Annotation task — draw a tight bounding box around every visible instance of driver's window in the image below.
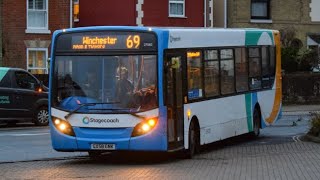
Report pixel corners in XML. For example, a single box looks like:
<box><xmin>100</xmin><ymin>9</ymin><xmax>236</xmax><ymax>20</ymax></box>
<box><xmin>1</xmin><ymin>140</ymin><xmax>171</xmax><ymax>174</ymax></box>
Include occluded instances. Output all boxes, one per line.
<box><xmin>15</xmin><ymin>71</ymin><xmax>37</xmax><ymax>90</ymax></box>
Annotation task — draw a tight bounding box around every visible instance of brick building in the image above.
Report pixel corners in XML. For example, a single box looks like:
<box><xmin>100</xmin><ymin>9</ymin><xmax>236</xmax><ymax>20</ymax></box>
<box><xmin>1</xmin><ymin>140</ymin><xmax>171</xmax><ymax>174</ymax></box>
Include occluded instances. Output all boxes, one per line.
<box><xmin>1</xmin><ymin>0</ymin><xmax>72</xmax><ymax>74</ymax></box>
<box><xmin>74</xmin><ymin>0</ymin><xmax>215</xmax><ymax>27</ymax></box>
<box><xmin>227</xmin><ymin>0</ymin><xmax>320</xmax><ymax>56</ymax></box>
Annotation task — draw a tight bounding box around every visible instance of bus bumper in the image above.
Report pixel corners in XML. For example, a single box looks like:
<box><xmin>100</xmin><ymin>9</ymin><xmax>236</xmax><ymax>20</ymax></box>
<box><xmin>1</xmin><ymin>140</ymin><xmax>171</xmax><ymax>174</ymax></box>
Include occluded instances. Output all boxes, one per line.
<box><xmin>50</xmin><ymin>116</ymin><xmax>168</xmax><ymax>152</ymax></box>
<box><xmin>129</xmin><ymin>129</ymin><xmax>167</xmax><ymax>151</ymax></box>
<box><xmin>74</xmin><ymin>127</ymin><xmax>131</xmax><ymax>150</ymax></box>
<box><xmin>72</xmin><ymin>126</ymin><xmax>167</xmax><ymax>151</ymax></box>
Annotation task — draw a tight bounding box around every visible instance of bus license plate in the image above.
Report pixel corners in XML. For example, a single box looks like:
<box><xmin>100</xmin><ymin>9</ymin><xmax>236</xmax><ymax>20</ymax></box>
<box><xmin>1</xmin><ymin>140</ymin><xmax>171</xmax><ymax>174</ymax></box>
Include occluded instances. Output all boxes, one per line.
<box><xmin>91</xmin><ymin>143</ymin><xmax>115</xmax><ymax>150</ymax></box>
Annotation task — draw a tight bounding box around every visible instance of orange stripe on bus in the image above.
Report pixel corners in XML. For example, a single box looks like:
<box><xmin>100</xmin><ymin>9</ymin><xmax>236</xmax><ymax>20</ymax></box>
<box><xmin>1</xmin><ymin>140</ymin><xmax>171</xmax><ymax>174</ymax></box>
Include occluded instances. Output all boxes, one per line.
<box><xmin>266</xmin><ymin>31</ymin><xmax>282</xmax><ymax>124</ymax></box>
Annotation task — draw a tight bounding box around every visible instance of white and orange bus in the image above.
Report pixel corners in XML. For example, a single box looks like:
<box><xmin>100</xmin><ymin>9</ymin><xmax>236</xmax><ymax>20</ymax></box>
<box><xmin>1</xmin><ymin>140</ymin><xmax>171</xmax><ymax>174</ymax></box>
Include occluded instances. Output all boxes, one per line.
<box><xmin>49</xmin><ymin>26</ymin><xmax>282</xmax><ymax>158</ymax></box>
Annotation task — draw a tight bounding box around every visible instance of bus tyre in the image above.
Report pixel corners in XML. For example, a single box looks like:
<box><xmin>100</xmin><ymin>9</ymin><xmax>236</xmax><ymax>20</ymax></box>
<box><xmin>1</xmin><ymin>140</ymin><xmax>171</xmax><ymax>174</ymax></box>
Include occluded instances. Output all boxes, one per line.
<box><xmin>187</xmin><ymin>121</ymin><xmax>200</xmax><ymax>159</ymax></box>
<box><xmin>252</xmin><ymin>108</ymin><xmax>261</xmax><ymax>137</ymax></box>
<box><xmin>35</xmin><ymin>106</ymin><xmax>49</xmax><ymax>126</ymax></box>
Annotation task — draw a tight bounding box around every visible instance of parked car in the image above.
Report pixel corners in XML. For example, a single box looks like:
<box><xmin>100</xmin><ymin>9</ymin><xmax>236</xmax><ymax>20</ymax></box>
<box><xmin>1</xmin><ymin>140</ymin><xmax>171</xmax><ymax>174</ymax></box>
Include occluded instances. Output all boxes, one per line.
<box><xmin>0</xmin><ymin>67</ymin><xmax>48</xmax><ymax>126</ymax></box>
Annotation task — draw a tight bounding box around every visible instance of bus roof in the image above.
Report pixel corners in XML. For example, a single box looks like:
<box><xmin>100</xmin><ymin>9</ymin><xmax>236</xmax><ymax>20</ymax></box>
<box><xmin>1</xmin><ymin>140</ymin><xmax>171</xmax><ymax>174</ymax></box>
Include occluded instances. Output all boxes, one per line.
<box><xmin>56</xmin><ymin>26</ymin><xmax>277</xmax><ymax>34</ymax></box>
<box><xmin>54</xmin><ymin>26</ymin><xmax>277</xmax><ymax>48</ymax></box>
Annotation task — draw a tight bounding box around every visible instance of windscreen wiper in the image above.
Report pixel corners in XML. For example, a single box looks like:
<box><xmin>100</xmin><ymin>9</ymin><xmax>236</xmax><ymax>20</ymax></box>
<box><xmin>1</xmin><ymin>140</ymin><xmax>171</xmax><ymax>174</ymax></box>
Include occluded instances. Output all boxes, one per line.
<box><xmin>64</xmin><ymin>102</ymin><xmax>120</xmax><ymax>119</ymax></box>
<box><xmin>88</xmin><ymin>106</ymin><xmax>144</xmax><ymax>119</ymax></box>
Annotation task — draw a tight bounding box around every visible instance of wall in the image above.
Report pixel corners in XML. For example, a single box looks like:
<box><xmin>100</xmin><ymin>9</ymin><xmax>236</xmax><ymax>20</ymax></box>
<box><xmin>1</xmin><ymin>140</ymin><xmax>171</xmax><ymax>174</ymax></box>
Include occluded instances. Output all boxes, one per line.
<box><xmin>74</xmin><ymin>0</ymin><xmax>136</xmax><ymax>27</ymax></box>
<box><xmin>227</xmin><ymin>0</ymin><xmax>320</xmax><ymax>47</ymax></box>
<box><xmin>283</xmin><ymin>73</ymin><xmax>320</xmax><ymax>104</ymax></box>
<box><xmin>2</xmin><ymin>0</ymin><xmax>70</xmax><ymax>69</ymax></box>
<box><xmin>75</xmin><ymin>0</ymin><xmax>204</xmax><ymax>27</ymax></box>
<box><xmin>142</xmin><ymin>0</ymin><xmax>203</xmax><ymax>27</ymax></box>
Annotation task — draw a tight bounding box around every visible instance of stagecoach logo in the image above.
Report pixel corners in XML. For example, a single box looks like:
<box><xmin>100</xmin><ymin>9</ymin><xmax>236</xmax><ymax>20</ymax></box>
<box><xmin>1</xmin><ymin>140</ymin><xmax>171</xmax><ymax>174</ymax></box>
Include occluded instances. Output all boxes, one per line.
<box><xmin>82</xmin><ymin>116</ymin><xmax>120</xmax><ymax>124</ymax></box>
<box><xmin>169</xmin><ymin>35</ymin><xmax>181</xmax><ymax>43</ymax></box>
<box><xmin>82</xmin><ymin>117</ymin><xmax>90</xmax><ymax>124</ymax></box>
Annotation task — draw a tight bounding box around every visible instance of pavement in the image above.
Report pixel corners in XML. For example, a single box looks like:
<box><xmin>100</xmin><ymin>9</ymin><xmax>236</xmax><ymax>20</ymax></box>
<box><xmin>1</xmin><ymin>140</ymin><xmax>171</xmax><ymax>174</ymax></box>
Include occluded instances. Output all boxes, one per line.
<box><xmin>0</xmin><ymin>142</ymin><xmax>319</xmax><ymax>180</ymax></box>
<box><xmin>282</xmin><ymin>104</ymin><xmax>320</xmax><ymax>115</ymax></box>
<box><xmin>282</xmin><ymin>104</ymin><xmax>320</xmax><ymax>144</ymax></box>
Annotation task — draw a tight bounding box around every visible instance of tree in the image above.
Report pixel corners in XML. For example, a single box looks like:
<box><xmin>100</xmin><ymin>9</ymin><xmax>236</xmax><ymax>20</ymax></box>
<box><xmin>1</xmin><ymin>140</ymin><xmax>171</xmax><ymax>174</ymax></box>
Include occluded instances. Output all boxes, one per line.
<box><xmin>280</xmin><ymin>27</ymin><xmax>317</xmax><ymax>72</ymax></box>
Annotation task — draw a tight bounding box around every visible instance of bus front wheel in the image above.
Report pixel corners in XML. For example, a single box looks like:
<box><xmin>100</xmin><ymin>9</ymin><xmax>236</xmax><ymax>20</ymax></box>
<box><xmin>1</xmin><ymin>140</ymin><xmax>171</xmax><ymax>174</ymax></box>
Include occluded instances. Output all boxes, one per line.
<box><xmin>252</xmin><ymin>108</ymin><xmax>261</xmax><ymax>137</ymax></box>
<box><xmin>187</xmin><ymin>120</ymin><xmax>200</xmax><ymax>158</ymax></box>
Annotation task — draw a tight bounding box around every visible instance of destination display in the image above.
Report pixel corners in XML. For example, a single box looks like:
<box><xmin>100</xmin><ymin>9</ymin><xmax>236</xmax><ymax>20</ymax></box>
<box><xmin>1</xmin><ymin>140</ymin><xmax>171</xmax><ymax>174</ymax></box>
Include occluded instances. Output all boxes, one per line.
<box><xmin>56</xmin><ymin>31</ymin><xmax>157</xmax><ymax>52</ymax></box>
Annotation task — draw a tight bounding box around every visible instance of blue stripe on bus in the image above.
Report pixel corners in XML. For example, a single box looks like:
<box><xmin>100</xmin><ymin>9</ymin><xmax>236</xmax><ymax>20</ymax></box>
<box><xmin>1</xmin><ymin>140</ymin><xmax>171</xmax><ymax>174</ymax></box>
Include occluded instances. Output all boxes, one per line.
<box><xmin>156</xmin><ymin>30</ymin><xmax>169</xmax><ymax>107</ymax></box>
<box><xmin>251</xmin><ymin>92</ymin><xmax>258</xmax><ymax>110</ymax></box>
<box><xmin>275</xmin><ymin>103</ymin><xmax>282</xmax><ymax>123</ymax></box>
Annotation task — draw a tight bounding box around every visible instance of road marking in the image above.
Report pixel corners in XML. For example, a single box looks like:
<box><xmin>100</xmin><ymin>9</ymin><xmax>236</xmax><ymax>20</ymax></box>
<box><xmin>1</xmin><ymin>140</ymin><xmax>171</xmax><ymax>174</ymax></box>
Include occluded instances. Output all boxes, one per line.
<box><xmin>292</xmin><ymin>135</ymin><xmax>301</xmax><ymax>142</ymax></box>
<box><xmin>0</xmin><ymin>127</ymin><xmax>49</xmax><ymax>131</ymax></box>
<box><xmin>0</xmin><ymin>133</ymin><xmax>49</xmax><ymax>137</ymax></box>
<box><xmin>293</xmin><ymin>135</ymin><xmax>297</xmax><ymax>142</ymax></box>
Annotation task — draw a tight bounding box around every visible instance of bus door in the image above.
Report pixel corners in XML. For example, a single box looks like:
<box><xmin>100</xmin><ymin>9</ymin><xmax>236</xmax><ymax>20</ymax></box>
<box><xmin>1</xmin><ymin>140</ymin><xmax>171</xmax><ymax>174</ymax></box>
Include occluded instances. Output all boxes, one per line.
<box><xmin>164</xmin><ymin>51</ymin><xmax>186</xmax><ymax>151</ymax></box>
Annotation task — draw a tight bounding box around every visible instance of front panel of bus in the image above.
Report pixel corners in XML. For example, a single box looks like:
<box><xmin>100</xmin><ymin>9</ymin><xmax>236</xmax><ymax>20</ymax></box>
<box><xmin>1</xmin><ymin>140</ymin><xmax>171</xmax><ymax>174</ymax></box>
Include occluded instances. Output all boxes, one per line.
<box><xmin>49</xmin><ymin>29</ymin><xmax>167</xmax><ymax>152</ymax></box>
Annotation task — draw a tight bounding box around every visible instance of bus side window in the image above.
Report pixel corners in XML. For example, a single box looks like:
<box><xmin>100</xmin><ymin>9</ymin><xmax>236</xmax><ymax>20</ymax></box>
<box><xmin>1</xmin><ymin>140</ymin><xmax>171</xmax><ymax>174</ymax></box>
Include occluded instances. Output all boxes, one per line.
<box><xmin>248</xmin><ymin>47</ymin><xmax>262</xmax><ymax>90</ymax></box>
<box><xmin>204</xmin><ymin>49</ymin><xmax>220</xmax><ymax>97</ymax></box>
<box><xmin>187</xmin><ymin>51</ymin><xmax>203</xmax><ymax>100</ymax></box>
<box><xmin>261</xmin><ymin>46</ymin><xmax>271</xmax><ymax>89</ymax></box>
<box><xmin>269</xmin><ymin>46</ymin><xmax>276</xmax><ymax>87</ymax></box>
<box><xmin>235</xmin><ymin>48</ymin><xmax>249</xmax><ymax>92</ymax></box>
<box><xmin>220</xmin><ymin>49</ymin><xmax>235</xmax><ymax>95</ymax></box>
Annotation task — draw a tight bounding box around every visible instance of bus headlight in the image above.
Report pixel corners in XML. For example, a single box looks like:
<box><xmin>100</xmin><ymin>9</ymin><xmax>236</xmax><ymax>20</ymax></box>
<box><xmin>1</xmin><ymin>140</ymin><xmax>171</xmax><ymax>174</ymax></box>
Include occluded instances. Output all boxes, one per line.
<box><xmin>131</xmin><ymin>118</ymin><xmax>158</xmax><ymax>137</ymax></box>
<box><xmin>52</xmin><ymin>117</ymin><xmax>75</xmax><ymax>137</ymax></box>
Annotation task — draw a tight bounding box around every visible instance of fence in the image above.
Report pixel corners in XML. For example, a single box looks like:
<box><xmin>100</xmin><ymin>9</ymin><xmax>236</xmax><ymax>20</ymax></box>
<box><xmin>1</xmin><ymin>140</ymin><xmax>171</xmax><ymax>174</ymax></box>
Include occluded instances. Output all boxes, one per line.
<box><xmin>282</xmin><ymin>73</ymin><xmax>320</xmax><ymax>104</ymax></box>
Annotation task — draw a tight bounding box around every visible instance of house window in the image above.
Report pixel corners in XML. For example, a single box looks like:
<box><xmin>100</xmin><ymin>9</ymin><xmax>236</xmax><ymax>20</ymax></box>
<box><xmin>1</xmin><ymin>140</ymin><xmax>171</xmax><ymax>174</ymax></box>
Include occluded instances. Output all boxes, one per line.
<box><xmin>251</xmin><ymin>0</ymin><xmax>270</xmax><ymax>19</ymax></box>
<box><xmin>27</xmin><ymin>48</ymin><xmax>48</xmax><ymax>74</ymax></box>
<box><xmin>169</xmin><ymin>0</ymin><xmax>185</xmax><ymax>17</ymax></box>
<box><xmin>27</xmin><ymin>0</ymin><xmax>48</xmax><ymax>29</ymax></box>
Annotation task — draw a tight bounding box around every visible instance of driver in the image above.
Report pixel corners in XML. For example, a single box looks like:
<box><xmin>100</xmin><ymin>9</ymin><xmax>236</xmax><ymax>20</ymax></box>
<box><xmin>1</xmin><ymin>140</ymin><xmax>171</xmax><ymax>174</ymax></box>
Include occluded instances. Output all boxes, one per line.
<box><xmin>84</xmin><ymin>71</ymin><xmax>100</xmax><ymax>99</ymax></box>
<box><xmin>116</xmin><ymin>67</ymin><xmax>134</xmax><ymax>104</ymax></box>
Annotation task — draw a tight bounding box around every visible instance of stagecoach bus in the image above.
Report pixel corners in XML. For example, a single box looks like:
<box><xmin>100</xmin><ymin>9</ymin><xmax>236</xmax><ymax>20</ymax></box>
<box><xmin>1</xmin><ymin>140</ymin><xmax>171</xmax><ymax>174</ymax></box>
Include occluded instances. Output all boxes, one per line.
<box><xmin>49</xmin><ymin>26</ymin><xmax>282</xmax><ymax>158</ymax></box>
